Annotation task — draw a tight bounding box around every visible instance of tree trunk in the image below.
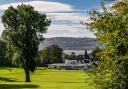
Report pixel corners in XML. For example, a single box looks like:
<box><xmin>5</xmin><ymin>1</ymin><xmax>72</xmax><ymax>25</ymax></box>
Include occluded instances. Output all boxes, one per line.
<box><xmin>24</xmin><ymin>68</ymin><xmax>31</xmax><ymax>82</ymax></box>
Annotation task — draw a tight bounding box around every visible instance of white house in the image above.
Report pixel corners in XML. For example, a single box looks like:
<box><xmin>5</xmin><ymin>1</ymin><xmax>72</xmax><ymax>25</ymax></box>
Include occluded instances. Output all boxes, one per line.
<box><xmin>48</xmin><ymin>59</ymin><xmax>88</xmax><ymax>70</ymax></box>
<box><xmin>65</xmin><ymin>60</ymin><xmax>78</xmax><ymax>65</ymax></box>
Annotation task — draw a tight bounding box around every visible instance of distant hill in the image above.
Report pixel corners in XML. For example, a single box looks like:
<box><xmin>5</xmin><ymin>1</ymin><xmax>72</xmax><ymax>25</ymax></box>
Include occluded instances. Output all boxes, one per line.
<box><xmin>39</xmin><ymin>37</ymin><xmax>102</xmax><ymax>50</ymax></box>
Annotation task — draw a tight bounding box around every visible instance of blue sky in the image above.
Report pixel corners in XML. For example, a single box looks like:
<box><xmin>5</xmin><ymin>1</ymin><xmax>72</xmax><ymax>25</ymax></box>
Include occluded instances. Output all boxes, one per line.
<box><xmin>0</xmin><ymin>0</ymin><xmax>106</xmax><ymax>38</ymax></box>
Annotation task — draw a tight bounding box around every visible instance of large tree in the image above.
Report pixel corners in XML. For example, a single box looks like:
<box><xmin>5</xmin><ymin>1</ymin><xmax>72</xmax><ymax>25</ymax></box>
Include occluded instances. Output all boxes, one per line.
<box><xmin>85</xmin><ymin>0</ymin><xmax>128</xmax><ymax>89</ymax></box>
<box><xmin>2</xmin><ymin>4</ymin><xmax>50</xmax><ymax>82</ymax></box>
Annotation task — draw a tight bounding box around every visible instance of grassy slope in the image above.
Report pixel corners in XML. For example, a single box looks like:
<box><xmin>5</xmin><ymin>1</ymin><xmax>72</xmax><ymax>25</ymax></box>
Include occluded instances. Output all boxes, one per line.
<box><xmin>0</xmin><ymin>67</ymin><xmax>94</xmax><ymax>89</ymax></box>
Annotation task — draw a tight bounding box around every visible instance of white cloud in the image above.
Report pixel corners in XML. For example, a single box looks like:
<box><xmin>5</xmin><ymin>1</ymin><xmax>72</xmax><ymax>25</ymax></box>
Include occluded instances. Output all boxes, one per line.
<box><xmin>44</xmin><ymin>29</ymin><xmax>95</xmax><ymax>38</ymax></box>
<box><xmin>0</xmin><ymin>1</ymin><xmax>95</xmax><ymax>38</ymax></box>
<box><xmin>48</xmin><ymin>12</ymin><xmax>89</xmax><ymax>21</ymax></box>
<box><xmin>0</xmin><ymin>1</ymin><xmax>73</xmax><ymax>12</ymax></box>
<box><xmin>48</xmin><ymin>24</ymin><xmax>85</xmax><ymax>31</ymax></box>
<box><xmin>44</xmin><ymin>23</ymin><xmax>95</xmax><ymax>38</ymax></box>
<box><xmin>54</xmin><ymin>14</ymin><xmax>88</xmax><ymax>21</ymax></box>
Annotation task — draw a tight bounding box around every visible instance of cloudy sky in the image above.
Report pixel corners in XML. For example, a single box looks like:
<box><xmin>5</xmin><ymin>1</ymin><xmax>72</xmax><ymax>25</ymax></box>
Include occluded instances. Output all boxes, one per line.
<box><xmin>0</xmin><ymin>0</ymin><xmax>106</xmax><ymax>38</ymax></box>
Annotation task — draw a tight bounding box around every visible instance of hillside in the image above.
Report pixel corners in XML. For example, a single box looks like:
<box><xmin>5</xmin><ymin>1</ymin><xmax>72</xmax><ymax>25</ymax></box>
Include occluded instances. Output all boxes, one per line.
<box><xmin>39</xmin><ymin>37</ymin><xmax>102</xmax><ymax>50</ymax></box>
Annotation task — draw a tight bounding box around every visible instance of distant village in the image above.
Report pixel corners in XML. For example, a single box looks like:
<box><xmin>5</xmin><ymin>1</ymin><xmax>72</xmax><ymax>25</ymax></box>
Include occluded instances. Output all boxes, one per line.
<box><xmin>38</xmin><ymin>37</ymin><xmax>102</xmax><ymax>70</ymax></box>
<box><xmin>48</xmin><ymin>49</ymin><xmax>99</xmax><ymax>70</ymax></box>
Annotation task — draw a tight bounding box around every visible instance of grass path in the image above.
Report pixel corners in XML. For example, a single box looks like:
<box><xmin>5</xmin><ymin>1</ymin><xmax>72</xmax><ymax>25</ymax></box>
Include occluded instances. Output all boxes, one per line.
<box><xmin>0</xmin><ymin>67</ymin><xmax>94</xmax><ymax>89</ymax></box>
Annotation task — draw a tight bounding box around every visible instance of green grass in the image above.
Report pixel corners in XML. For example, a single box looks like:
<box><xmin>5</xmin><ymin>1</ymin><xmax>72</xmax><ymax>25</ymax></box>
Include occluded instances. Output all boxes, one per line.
<box><xmin>0</xmin><ymin>67</ymin><xmax>95</xmax><ymax>89</ymax></box>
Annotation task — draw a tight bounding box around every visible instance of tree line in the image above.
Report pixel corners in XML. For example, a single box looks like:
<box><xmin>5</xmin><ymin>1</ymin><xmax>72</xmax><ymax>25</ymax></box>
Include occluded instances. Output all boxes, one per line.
<box><xmin>0</xmin><ymin>40</ymin><xmax>64</xmax><ymax>67</ymax></box>
<box><xmin>0</xmin><ymin>40</ymin><xmax>99</xmax><ymax>67</ymax></box>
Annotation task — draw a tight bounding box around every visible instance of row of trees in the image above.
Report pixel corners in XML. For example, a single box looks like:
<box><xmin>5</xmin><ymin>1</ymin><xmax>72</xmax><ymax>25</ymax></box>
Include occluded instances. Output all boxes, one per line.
<box><xmin>0</xmin><ymin>38</ymin><xmax>100</xmax><ymax>67</ymax></box>
<box><xmin>0</xmin><ymin>41</ymin><xmax>64</xmax><ymax>67</ymax></box>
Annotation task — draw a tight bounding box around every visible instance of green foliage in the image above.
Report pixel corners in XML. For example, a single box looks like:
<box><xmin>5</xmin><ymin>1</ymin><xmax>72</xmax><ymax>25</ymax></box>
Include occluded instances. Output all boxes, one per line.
<box><xmin>0</xmin><ymin>40</ymin><xmax>11</xmax><ymax>66</ymax></box>
<box><xmin>85</xmin><ymin>0</ymin><xmax>128</xmax><ymax>89</ymax></box>
<box><xmin>91</xmin><ymin>47</ymin><xmax>101</xmax><ymax>61</ymax></box>
<box><xmin>2</xmin><ymin>4</ymin><xmax>50</xmax><ymax>82</ymax></box>
<box><xmin>38</xmin><ymin>45</ymin><xmax>63</xmax><ymax>66</ymax></box>
<box><xmin>63</xmin><ymin>54</ymin><xmax>71</xmax><ymax>60</ymax></box>
<box><xmin>70</xmin><ymin>52</ymin><xmax>76</xmax><ymax>60</ymax></box>
<box><xmin>109</xmin><ymin>59</ymin><xmax>128</xmax><ymax>89</ymax></box>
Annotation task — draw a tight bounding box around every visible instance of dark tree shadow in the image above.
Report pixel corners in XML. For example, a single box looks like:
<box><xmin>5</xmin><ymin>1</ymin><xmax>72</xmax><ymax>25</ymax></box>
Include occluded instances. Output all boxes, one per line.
<box><xmin>0</xmin><ymin>67</ymin><xmax>14</xmax><ymax>69</ymax></box>
<box><xmin>0</xmin><ymin>84</ymin><xmax>39</xmax><ymax>89</ymax></box>
<box><xmin>55</xmin><ymin>81</ymin><xmax>83</xmax><ymax>83</ymax></box>
<box><xmin>0</xmin><ymin>77</ymin><xmax>21</xmax><ymax>82</ymax></box>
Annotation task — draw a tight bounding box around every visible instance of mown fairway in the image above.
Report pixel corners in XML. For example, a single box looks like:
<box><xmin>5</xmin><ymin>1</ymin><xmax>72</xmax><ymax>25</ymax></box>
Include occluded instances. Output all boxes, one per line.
<box><xmin>0</xmin><ymin>67</ymin><xmax>94</xmax><ymax>89</ymax></box>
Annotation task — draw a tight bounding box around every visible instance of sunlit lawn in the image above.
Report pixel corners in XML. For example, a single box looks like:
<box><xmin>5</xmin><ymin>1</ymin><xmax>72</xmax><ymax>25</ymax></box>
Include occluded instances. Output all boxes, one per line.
<box><xmin>0</xmin><ymin>67</ymin><xmax>95</xmax><ymax>89</ymax></box>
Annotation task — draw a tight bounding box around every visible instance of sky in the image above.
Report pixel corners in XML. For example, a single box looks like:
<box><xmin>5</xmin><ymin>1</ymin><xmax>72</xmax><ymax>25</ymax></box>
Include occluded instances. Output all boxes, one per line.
<box><xmin>0</xmin><ymin>0</ymin><xmax>105</xmax><ymax>38</ymax></box>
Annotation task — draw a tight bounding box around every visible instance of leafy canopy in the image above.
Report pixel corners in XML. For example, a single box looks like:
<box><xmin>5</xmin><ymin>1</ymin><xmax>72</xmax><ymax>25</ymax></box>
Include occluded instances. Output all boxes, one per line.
<box><xmin>85</xmin><ymin>0</ymin><xmax>128</xmax><ymax>89</ymax></box>
<box><xmin>2</xmin><ymin>4</ymin><xmax>50</xmax><ymax>72</ymax></box>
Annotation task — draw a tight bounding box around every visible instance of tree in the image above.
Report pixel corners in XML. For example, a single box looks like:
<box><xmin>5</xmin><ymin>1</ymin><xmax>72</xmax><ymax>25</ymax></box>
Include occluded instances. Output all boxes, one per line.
<box><xmin>50</xmin><ymin>45</ymin><xmax>63</xmax><ymax>63</ymax></box>
<box><xmin>84</xmin><ymin>0</ymin><xmax>128</xmax><ymax>89</ymax></box>
<box><xmin>63</xmin><ymin>54</ymin><xmax>70</xmax><ymax>60</ymax></box>
<box><xmin>2</xmin><ymin>4</ymin><xmax>50</xmax><ymax>82</ymax></box>
<box><xmin>38</xmin><ymin>45</ymin><xmax>63</xmax><ymax>66</ymax></box>
<box><xmin>84</xmin><ymin>50</ymin><xmax>90</xmax><ymax>59</ymax></box>
<box><xmin>38</xmin><ymin>46</ymin><xmax>52</xmax><ymax>66</ymax></box>
<box><xmin>70</xmin><ymin>52</ymin><xmax>76</xmax><ymax>60</ymax></box>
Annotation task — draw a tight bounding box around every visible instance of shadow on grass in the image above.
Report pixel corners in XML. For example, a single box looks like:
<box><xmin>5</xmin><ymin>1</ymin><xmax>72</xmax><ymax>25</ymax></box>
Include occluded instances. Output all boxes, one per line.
<box><xmin>0</xmin><ymin>84</ymin><xmax>39</xmax><ymax>89</ymax></box>
<box><xmin>0</xmin><ymin>67</ymin><xmax>11</xmax><ymax>70</ymax></box>
<box><xmin>0</xmin><ymin>77</ymin><xmax>21</xmax><ymax>82</ymax></box>
<box><xmin>57</xmin><ymin>81</ymin><xmax>83</xmax><ymax>83</ymax></box>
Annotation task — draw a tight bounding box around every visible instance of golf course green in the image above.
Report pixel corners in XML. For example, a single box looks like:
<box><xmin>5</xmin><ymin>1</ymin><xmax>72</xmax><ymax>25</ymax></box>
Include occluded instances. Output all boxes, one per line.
<box><xmin>0</xmin><ymin>67</ymin><xmax>94</xmax><ymax>89</ymax></box>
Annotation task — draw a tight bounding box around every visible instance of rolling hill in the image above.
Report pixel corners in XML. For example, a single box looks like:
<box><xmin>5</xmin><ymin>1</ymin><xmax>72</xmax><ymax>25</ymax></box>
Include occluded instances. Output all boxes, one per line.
<box><xmin>39</xmin><ymin>37</ymin><xmax>102</xmax><ymax>50</ymax></box>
